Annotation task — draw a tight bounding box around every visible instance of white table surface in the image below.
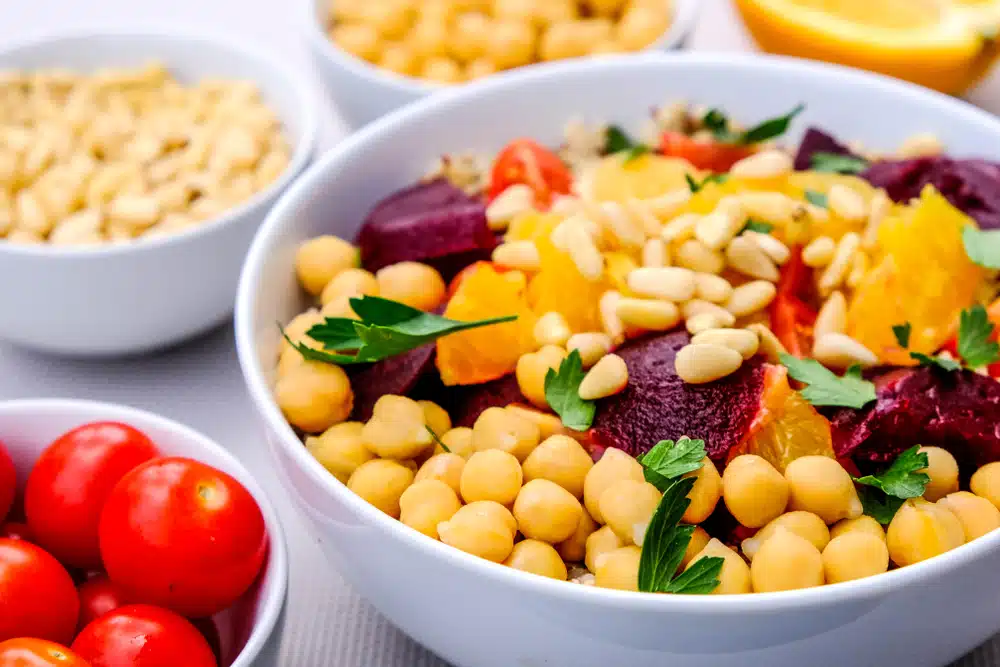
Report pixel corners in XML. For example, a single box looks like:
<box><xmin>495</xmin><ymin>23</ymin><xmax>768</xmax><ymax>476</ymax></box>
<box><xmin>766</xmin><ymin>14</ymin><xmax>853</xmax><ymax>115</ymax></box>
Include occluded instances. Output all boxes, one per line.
<box><xmin>4</xmin><ymin>1</ymin><xmax>1000</xmax><ymax>665</ymax></box>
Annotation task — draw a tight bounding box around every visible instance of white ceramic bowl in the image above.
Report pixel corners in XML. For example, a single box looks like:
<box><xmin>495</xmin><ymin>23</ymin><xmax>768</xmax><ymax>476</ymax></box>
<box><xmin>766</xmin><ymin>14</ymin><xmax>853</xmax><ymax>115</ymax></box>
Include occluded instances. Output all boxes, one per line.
<box><xmin>0</xmin><ymin>398</ymin><xmax>287</xmax><ymax>666</ymax></box>
<box><xmin>236</xmin><ymin>54</ymin><xmax>1000</xmax><ymax>667</ymax></box>
<box><xmin>303</xmin><ymin>0</ymin><xmax>702</xmax><ymax>128</ymax></box>
<box><xmin>0</xmin><ymin>30</ymin><xmax>318</xmax><ymax>357</ymax></box>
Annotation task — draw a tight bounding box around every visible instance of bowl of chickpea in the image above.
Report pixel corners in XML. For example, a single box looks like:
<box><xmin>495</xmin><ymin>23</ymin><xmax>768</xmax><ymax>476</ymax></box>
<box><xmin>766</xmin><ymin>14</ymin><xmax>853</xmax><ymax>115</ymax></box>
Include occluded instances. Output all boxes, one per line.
<box><xmin>0</xmin><ymin>30</ymin><xmax>317</xmax><ymax>356</ymax></box>
<box><xmin>237</xmin><ymin>53</ymin><xmax>1000</xmax><ymax>667</ymax></box>
<box><xmin>304</xmin><ymin>0</ymin><xmax>701</xmax><ymax>128</ymax></box>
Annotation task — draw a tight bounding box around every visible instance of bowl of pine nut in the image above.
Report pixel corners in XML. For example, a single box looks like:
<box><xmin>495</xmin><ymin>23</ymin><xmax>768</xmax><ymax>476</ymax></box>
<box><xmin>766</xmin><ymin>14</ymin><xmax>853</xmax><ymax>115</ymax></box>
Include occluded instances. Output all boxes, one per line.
<box><xmin>0</xmin><ymin>30</ymin><xmax>318</xmax><ymax>356</ymax></box>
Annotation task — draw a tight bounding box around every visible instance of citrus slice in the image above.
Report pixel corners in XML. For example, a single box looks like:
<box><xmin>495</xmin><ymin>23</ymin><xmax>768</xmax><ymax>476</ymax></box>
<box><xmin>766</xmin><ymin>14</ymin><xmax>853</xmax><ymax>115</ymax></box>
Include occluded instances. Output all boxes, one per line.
<box><xmin>529</xmin><ymin>231</ymin><xmax>608</xmax><ymax>333</ymax></box>
<box><xmin>733</xmin><ymin>0</ymin><xmax>1000</xmax><ymax>94</ymax></box>
<box><xmin>590</xmin><ymin>153</ymin><xmax>702</xmax><ymax>202</ymax></box>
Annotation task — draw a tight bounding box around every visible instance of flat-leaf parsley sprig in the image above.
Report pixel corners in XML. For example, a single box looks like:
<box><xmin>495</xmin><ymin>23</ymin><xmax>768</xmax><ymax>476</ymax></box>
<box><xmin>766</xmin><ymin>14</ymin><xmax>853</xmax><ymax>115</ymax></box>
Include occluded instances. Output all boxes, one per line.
<box><xmin>544</xmin><ymin>350</ymin><xmax>595</xmax><ymax>431</ymax></box>
<box><xmin>639</xmin><ymin>437</ymin><xmax>707</xmax><ymax>492</ymax></box>
<box><xmin>780</xmin><ymin>354</ymin><xmax>876</xmax><ymax>409</ymax></box>
<box><xmin>701</xmin><ymin>104</ymin><xmax>805</xmax><ymax>145</ymax></box>
<box><xmin>854</xmin><ymin>446</ymin><xmax>930</xmax><ymax>524</ymax></box>
<box><xmin>893</xmin><ymin>304</ymin><xmax>1000</xmax><ymax>372</ymax></box>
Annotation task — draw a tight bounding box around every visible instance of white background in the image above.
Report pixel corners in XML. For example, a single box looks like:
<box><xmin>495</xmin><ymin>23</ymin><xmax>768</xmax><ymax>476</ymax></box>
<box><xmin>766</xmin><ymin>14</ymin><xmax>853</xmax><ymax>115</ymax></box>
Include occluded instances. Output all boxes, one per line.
<box><xmin>3</xmin><ymin>0</ymin><xmax>1000</xmax><ymax>665</ymax></box>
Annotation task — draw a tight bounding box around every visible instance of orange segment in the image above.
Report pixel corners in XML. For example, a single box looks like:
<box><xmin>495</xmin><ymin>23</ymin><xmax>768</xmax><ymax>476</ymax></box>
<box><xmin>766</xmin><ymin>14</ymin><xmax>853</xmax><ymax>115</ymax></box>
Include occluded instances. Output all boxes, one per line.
<box><xmin>436</xmin><ymin>263</ymin><xmax>537</xmax><ymax>386</ymax></box>
<box><xmin>505</xmin><ymin>210</ymin><xmax>562</xmax><ymax>243</ymax></box>
<box><xmin>529</xmin><ymin>232</ymin><xmax>607</xmax><ymax>333</ymax></box>
<box><xmin>591</xmin><ymin>153</ymin><xmax>702</xmax><ymax>202</ymax></box>
<box><xmin>786</xmin><ymin>171</ymin><xmax>880</xmax><ymax>241</ymax></box>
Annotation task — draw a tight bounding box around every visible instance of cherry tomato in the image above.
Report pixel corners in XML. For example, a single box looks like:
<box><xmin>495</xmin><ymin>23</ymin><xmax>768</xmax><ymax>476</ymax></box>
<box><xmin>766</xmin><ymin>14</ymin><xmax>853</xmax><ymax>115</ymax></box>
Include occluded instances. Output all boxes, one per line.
<box><xmin>0</xmin><ymin>440</ymin><xmax>14</xmax><ymax>525</ymax></box>
<box><xmin>0</xmin><ymin>638</ymin><xmax>90</xmax><ymax>667</ymax></box>
<box><xmin>487</xmin><ymin>138</ymin><xmax>572</xmax><ymax>207</ymax></box>
<box><xmin>770</xmin><ymin>248</ymin><xmax>817</xmax><ymax>358</ymax></box>
<box><xmin>99</xmin><ymin>457</ymin><xmax>267</xmax><ymax>618</ymax></box>
<box><xmin>0</xmin><ymin>522</ymin><xmax>32</xmax><ymax>542</ymax></box>
<box><xmin>188</xmin><ymin>617</ymin><xmax>222</xmax><ymax>666</ymax></box>
<box><xmin>77</xmin><ymin>575</ymin><xmax>130</xmax><ymax>631</ymax></box>
<box><xmin>24</xmin><ymin>422</ymin><xmax>158</xmax><ymax>570</ymax></box>
<box><xmin>659</xmin><ymin>131</ymin><xmax>754</xmax><ymax>173</ymax></box>
<box><xmin>71</xmin><ymin>605</ymin><xmax>216</xmax><ymax>667</ymax></box>
<box><xmin>0</xmin><ymin>538</ymin><xmax>80</xmax><ymax>644</ymax></box>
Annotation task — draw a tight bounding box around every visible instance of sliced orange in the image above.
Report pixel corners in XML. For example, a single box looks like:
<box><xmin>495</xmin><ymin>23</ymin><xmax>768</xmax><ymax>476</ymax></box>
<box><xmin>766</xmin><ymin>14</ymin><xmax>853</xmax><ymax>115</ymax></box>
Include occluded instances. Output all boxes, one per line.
<box><xmin>436</xmin><ymin>263</ymin><xmax>537</xmax><ymax>386</ymax></box>
<box><xmin>505</xmin><ymin>210</ymin><xmax>562</xmax><ymax>243</ymax></box>
<box><xmin>529</xmin><ymin>231</ymin><xmax>608</xmax><ymax>333</ymax></box>
<box><xmin>590</xmin><ymin>153</ymin><xmax>702</xmax><ymax>202</ymax></box>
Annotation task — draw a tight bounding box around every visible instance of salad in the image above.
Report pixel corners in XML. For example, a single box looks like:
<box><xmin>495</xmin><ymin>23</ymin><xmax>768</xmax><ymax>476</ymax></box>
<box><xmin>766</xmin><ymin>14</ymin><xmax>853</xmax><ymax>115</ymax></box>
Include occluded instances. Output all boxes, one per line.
<box><xmin>276</xmin><ymin>101</ymin><xmax>1000</xmax><ymax>595</ymax></box>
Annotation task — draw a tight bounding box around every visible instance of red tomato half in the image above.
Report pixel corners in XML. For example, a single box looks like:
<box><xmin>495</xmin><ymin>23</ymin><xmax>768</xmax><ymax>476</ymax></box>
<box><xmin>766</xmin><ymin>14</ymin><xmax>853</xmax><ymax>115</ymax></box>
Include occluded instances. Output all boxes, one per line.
<box><xmin>0</xmin><ymin>440</ymin><xmax>14</xmax><ymax>525</ymax></box>
<box><xmin>0</xmin><ymin>538</ymin><xmax>80</xmax><ymax>644</ymax></box>
<box><xmin>659</xmin><ymin>131</ymin><xmax>755</xmax><ymax>173</ymax></box>
<box><xmin>0</xmin><ymin>522</ymin><xmax>32</xmax><ymax>542</ymax></box>
<box><xmin>487</xmin><ymin>138</ymin><xmax>572</xmax><ymax>207</ymax></box>
<box><xmin>77</xmin><ymin>575</ymin><xmax>130</xmax><ymax>632</ymax></box>
<box><xmin>0</xmin><ymin>638</ymin><xmax>90</xmax><ymax>667</ymax></box>
<box><xmin>71</xmin><ymin>605</ymin><xmax>216</xmax><ymax>667</ymax></box>
<box><xmin>25</xmin><ymin>422</ymin><xmax>158</xmax><ymax>570</ymax></box>
<box><xmin>770</xmin><ymin>248</ymin><xmax>817</xmax><ymax>358</ymax></box>
<box><xmin>99</xmin><ymin>457</ymin><xmax>267</xmax><ymax>618</ymax></box>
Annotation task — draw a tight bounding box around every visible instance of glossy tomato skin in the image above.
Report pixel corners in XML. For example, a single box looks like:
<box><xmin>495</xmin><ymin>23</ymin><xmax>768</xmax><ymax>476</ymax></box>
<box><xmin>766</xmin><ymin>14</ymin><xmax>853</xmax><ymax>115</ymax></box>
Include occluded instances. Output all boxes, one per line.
<box><xmin>659</xmin><ymin>131</ymin><xmax>754</xmax><ymax>172</ymax></box>
<box><xmin>25</xmin><ymin>422</ymin><xmax>158</xmax><ymax>570</ymax></box>
<box><xmin>71</xmin><ymin>605</ymin><xmax>216</xmax><ymax>667</ymax></box>
<box><xmin>769</xmin><ymin>248</ymin><xmax>817</xmax><ymax>358</ymax></box>
<box><xmin>77</xmin><ymin>575</ymin><xmax>130</xmax><ymax>631</ymax></box>
<box><xmin>0</xmin><ymin>522</ymin><xmax>32</xmax><ymax>542</ymax></box>
<box><xmin>487</xmin><ymin>138</ymin><xmax>572</xmax><ymax>207</ymax></box>
<box><xmin>0</xmin><ymin>440</ymin><xmax>14</xmax><ymax>525</ymax></box>
<box><xmin>99</xmin><ymin>457</ymin><xmax>267</xmax><ymax>618</ymax></box>
<box><xmin>0</xmin><ymin>538</ymin><xmax>80</xmax><ymax>644</ymax></box>
<box><xmin>0</xmin><ymin>638</ymin><xmax>90</xmax><ymax>667</ymax></box>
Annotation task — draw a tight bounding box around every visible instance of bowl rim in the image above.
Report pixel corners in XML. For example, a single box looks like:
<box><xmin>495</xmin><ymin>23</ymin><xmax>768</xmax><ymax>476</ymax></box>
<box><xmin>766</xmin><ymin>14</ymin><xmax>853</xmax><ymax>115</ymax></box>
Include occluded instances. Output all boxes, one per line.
<box><xmin>301</xmin><ymin>0</ymin><xmax>702</xmax><ymax>96</ymax></box>
<box><xmin>236</xmin><ymin>51</ymin><xmax>1000</xmax><ymax>613</ymax></box>
<box><xmin>0</xmin><ymin>397</ymin><xmax>288</xmax><ymax>664</ymax></box>
<box><xmin>0</xmin><ymin>27</ymin><xmax>319</xmax><ymax>259</ymax></box>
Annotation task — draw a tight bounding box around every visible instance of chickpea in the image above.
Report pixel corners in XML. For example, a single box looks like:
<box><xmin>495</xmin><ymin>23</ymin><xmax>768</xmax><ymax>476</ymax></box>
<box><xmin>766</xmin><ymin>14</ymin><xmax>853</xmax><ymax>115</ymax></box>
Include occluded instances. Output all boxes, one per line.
<box><xmin>616</xmin><ymin>6</ymin><xmax>670</xmax><ymax>51</ymax></box>
<box><xmin>486</xmin><ymin>20</ymin><xmax>536</xmax><ymax>70</ymax></box>
<box><xmin>582</xmin><ymin>0</ymin><xmax>627</xmax><ymax>17</ymax></box>
<box><xmin>583</xmin><ymin>447</ymin><xmax>645</xmax><ymax>524</ymax></box>
<box><xmin>534</xmin><ymin>0</ymin><xmax>578</xmax><ymax>26</ymax></box>
<box><xmin>750</xmin><ymin>528</ymin><xmax>824</xmax><ymax>592</ymax></box>
<box><xmin>333</xmin><ymin>23</ymin><xmax>384</xmax><ymax>62</ymax></box>
<box><xmin>437</xmin><ymin>426</ymin><xmax>475</xmax><ymax>458</ymax></box>
<box><xmin>785</xmin><ymin>455</ymin><xmax>863</xmax><ymax>525</ymax></box>
<box><xmin>886</xmin><ymin>498</ymin><xmax>965</xmax><ymax>567</ymax></box>
<box><xmin>375</xmin><ymin>262</ymin><xmax>446</xmax><ymax>311</ymax></box>
<box><xmin>408</xmin><ymin>18</ymin><xmax>450</xmax><ymax>59</ymax></box>
<box><xmin>505</xmin><ymin>405</ymin><xmax>567</xmax><ymax>441</ymax></box>
<box><xmin>822</xmin><ymin>533</ymin><xmax>889</xmax><ymax>584</ymax></box>
<box><xmin>359</xmin><ymin>1</ymin><xmax>413</xmax><ymax>40</ymax></box>
<box><xmin>522</xmin><ymin>434</ymin><xmax>594</xmax><ymax>499</ymax></box>
<box><xmin>419</xmin><ymin>400</ymin><xmax>452</xmax><ymax>438</ymax></box>
<box><xmin>937</xmin><ymin>491</ymin><xmax>1000</xmax><ymax>541</ymax></box>
<box><xmin>295</xmin><ymin>235</ymin><xmax>359</xmax><ymax>296</ymax></box>
<box><xmin>305</xmin><ymin>421</ymin><xmax>373</xmax><ymax>483</ymax></box>
<box><xmin>594</xmin><ymin>545</ymin><xmax>642</xmax><ymax>591</ymax></box>
<box><xmin>362</xmin><ymin>394</ymin><xmax>434</xmax><ymax>460</ymax></box>
<box><xmin>399</xmin><ymin>479</ymin><xmax>462</xmax><ymax>539</ymax></box>
<box><xmin>687</xmin><ymin>538</ymin><xmax>751</xmax><ymax>594</ymax></box>
<box><xmin>415</xmin><ymin>453</ymin><xmax>466</xmax><ymax>495</ymax></box>
<box><xmin>516</xmin><ymin>345</ymin><xmax>567</xmax><ymax>409</ymax></box>
<box><xmin>472</xmin><ymin>406</ymin><xmax>541</xmax><ymax>461</ymax></box>
<box><xmin>504</xmin><ymin>539</ymin><xmax>568</xmax><ymax>580</ymax></box>
<box><xmin>722</xmin><ymin>455</ymin><xmax>789</xmax><ymax>528</ymax></box>
<box><xmin>450</xmin><ymin>12</ymin><xmax>491</xmax><ymax>62</ymax></box>
<box><xmin>585</xmin><ymin>525</ymin><xmax>624</xmax><ymax>573</ymax></box>
<box><xmin>275</xmin><ymin>360</ymin><xmax>354</xmax><ymax>433</ymax></box>
<box><xmin>680</xmin><ymin>526</ymin><xmax>712</xmax><ymax>570</ymax></box>
<box><xmin>460</xmin><ymin>449</ymin><xmax>523</xmax><ymax>505</ymax></box>
<box><xmin>830</xmin><ymin>515</ymin><xmax>886</xmax><ymax>542</ymax></box>
<box><xmin>438</xmin><ymin>501</ymin><xmax>516</xmax><ymax>562</ymax></box>
<box><xmin>280</xmin><ymin>308</ymin><xmax>323</xmax><ymax>357</ymax></box>
<box><xmin>599</xmin><ymin>479</ymin><xmax>661</xmax><ymax>545</ymax></box>
<box><xmin>465</xmin><ymin>58</ymin><xmax>498</xmax><ymax>80</ymax></box>
<box><xmin>493</xmin><ymin>0</ymin><xmax>537</xmax><ymax>24</ymax></box>
<box><xmin>514</xmin><ymin>478</ymin><xmax>584</xmax><ymax>544</ymax></box>
<box><xmin>556</xmin><ymin>510</ymin><xmax>598</xmax><ymax>563</ymax></box>
<box><xmin>348</xmin><ymin>459</ymin><xmax>415</xmax><ymax>518</ymax></box>
<box><xmin>971</xmin><ymin>462</ymin><xmax>1000</xmax><ymax>509</ymax></box>
<box><xmin>741</xmin><ymin>511</ymin><xmax>830</xmax><ymax>561</ymax></box>
<box><xmin>539</xmin><ymin>22</ymin><xmax>590</xmax><ymax>61</ymax></box>
<box><xmin>918</xmin><ymin>446</ymin><xmax>960</xmax><ymax>502</ymax></box>
<box><xmin>421</xmin><ymin>56</ymin><xmax>464</xmax><ymax>84</ymax></box>
<box><xmin>320</xmin><ymin>267</ymin><xmax>379</xmax><ymax>307</ymax></box>
<box><xmin>682</xmin><ymin>458</ymin><xmax>722</xmax><ymax>524</ymax></box>
<box><xmin>379</xmin><ymin>43</ymin><xmax>419</xmax><ymax>77</ymax></box>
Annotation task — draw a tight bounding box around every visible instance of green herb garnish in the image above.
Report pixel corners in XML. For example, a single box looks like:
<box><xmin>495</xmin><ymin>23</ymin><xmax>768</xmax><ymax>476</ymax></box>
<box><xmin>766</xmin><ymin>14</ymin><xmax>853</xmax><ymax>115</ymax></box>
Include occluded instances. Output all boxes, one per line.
<box><xmin>958</xmin><ymin>304</ymin><xmax>1000</xmax><ymax>369</ymax></box>
<box><xmin>686</xmin><ymin>172</ymin><xmax>729</xmax><ymax>193</ymax></box>
<box><xmin>809</xmin><ymin>152</ymin><xmax>870</xmax><ymax>174</ymax></box>
<box><xmin>804</xmin><ymin>190</ymin><xmax>828</xmax><ymax>209</ymax></box>
<box><xmin>892</xmin><ymin>322</ymin><xmax>912</xmax><ymax>349</ymax></box>
<box><xmin>638</xmin><ymin>437</ymin><xmax>706</xmax><ymax>492</ymax></box>
<box><xmin>426</xmin><ymin>426</ymin><xmax>450</xmax><ymax>453</ymax></box>
<box><xmin>702</xmin><ymin>104</ymin><xmax>805</xmax><ymax>145</ymax></box>
<box><xmin>910</xmin><ymin>352</ymin><xmax>963</xmax><ymax>372</ymax></box>
<box><xmin>544</xmin><ymin>350</ymin><xmax>596</xmax><ymax>431</ymax></box>
<box><xmin>741</xmin><ymin>219</ymin><xmax>774</xmax><ymax>235</ymax></box>
<box><xmin>961</xmin><ymin>226</ymin><xmax>1000</xmax><ymax>269</ymax></box>
<box><xmin>854</xmin><ymin>446</ymin><xmax>930</xmax><ymax>524</ymax></box>
<box><xmin>858</xmin><ymin>488</ymin><xmax>905</xmax><ymax>526</ymax></box>
<box><xmin>780</xmin><ymin>354</ymin><xmax>876</xmax><ymax>409</ymax></box>
<box><xmin>605</xmin><ymin>125</ymin><xmax>650</xmax><ymax>163</ymax></box>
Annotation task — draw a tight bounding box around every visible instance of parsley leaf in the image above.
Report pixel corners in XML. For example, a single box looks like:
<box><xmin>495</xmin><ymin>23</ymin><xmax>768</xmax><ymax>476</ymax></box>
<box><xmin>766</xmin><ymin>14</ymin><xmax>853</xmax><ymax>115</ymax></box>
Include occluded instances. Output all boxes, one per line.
<box><xmin>910</xmin><ymin>352</ymin><xmax>962</xmax><ymax>372</ymax></box>
<box><xmin>780</xmin><ymin>355</ymin><xmax>876</xmax><ymax>409</ymax></box>
<box><xmin>686</xmin><ymin>172</ymin><xmax>729</xmax><ymax>193</ymax></box>
<box><xmin>804</xmin><ymin>190</ymin><xmax>828</xmax><ymax>208</ymax></box>
<box><xmin>858</xmin><ymin>487</ymin><xmax>906</xmax><ymax>525</ymax></box>
<box><xmin>854</xmin><ymin>446</ymin><xmax>929</xmax><ymax>500</ymax></box>
<box><xmin>703</xmin><ymin>104</ymin><xmax>805</xmax><ymax>145</ymax></box>
<box><xmin>621</xmin><ymin>144</ymin><xmax>650</xmax><ymax>164</ymax></box>
<box><xmin>962</xmin><ymin>225</ymin><xmax>1000</xmax><ymax>269</ymax></box>
<box><xmin>639</xmin><ymin>437</ymin><xmax>706</xmax><ymax>492</ymax></box>
<box><xmin>426</xmin><ymin>426</ymin><xmax>450</xmax><ymax>453</ymax></box>
<box><xmin>742</xmin><ymin>219</ymin><xmax>774</xmax><ymax>234</ymax></box>
<box><xmin>892</xmin><ymin>322</ymin><xmax>912</xmax><ymax>349</ymax></box>
<box><xmin>958</xmin><ymin>304</ymin><xmax>1000</xmax><ymax>369</ymax></box>
<box><xmin>544</xmin><ymin>350</ymin><xmax>596</xmax><ymax>431</ymax></box>
<box><xmin>810</xmin><ymin>152</ymin><xmax>870</xmax><ymax>174</ymax></box>
<box><xmin>604</xmin><ymin>125</ymin><xmax>637</xmax><ymax>154</ymax></box>
<box><xmin>665</xmin><ymin>554</ymin><xmax>726</xmax><ymax>594</ymax></box>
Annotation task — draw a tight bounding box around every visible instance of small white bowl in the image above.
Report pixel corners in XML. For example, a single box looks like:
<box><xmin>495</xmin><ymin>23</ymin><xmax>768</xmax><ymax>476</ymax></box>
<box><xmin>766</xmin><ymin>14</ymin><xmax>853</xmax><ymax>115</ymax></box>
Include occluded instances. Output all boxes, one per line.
<box><xmin>0</xmin><ymin>398</ymin><xmax>287</xmax><ymax>666</ymax></box>
<box><xmin>0</xmin><ymin>30</ymin><xmax>318</xmax><ymax>357</ymax></box>
<box><xmin>303</xmin><ymin>0</ymin><xmax>702</xmax><ymax>128</ymax></box>
<box><xmin>237</xmin><ymin>54</ymin><xmax>1000</xmax><ymax>667</ymax></box>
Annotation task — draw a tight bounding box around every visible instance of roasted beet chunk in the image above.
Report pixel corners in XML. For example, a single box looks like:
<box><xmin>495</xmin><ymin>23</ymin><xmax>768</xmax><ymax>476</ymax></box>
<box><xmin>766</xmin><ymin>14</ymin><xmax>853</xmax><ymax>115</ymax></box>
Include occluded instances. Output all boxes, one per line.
<box><xmin>829</xmin><ymin>367</ymin><xmax>1000</xmax><ymax>469</ymax></box>
<box><xmin>356</xmin><ymin>178</ymin><xmax>497</xmax><ymax>275</ymax></box>
<box><xmin>589</xmin><ymin>331</ymin><xmax>770</xmax><ymax>462</ymax></box>
<box><xmin>347</xmin><ymin>344</ymin><xmax>437</xmax><ymax>421</ymax></box>
<box><xmin>793</xmin><ymin>127</ymin><xmax>859</xmax><ymax>171</ymax></box>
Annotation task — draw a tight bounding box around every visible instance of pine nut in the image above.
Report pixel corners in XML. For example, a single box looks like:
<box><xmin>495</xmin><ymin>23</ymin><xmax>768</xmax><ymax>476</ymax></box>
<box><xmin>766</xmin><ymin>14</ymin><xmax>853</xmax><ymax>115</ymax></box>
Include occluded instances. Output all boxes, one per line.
<box><xmin>804</xmin><ymin>203</ymin><xmax>830</xmax><ymax>224</ymax></box>
<box><xmin>692</xmin><ymin>328</ymin><xmax>760</xmax><ymax>360</ymax></box>
<box><xmin>624</xmin><ymin>199</ymin><xmax>663</xmax><ymax>237</ymax></box>
<box><xmin>725</xmin><ymin>281</ymin><xmax>777</xmax><ymax>317</ymax></box>
<box><xmin>846</xmin><ymin>250</ymin><xmax>870</xmax><ymax>289</ymax></box>
<box><xmin>108</xmin><ymin>194</ymin><xmax>161</xmax><ymax>229</ymax></box>
<box><xmin>599</xmin><ymin>201</ymin><xmax>645</xmax><ymax>248</ymax></box>
<box><xmin>551</xmin><ymin>215</ymin><xmax>601</xmax><ymax>251</ymax></box>
<box><xmin>486</xmin><ymin>184</ymin><xmax>535</xmax><ymax>230</ymax></box>
<box><xmin>802</xmin><ymin>236</ymin><xmax>836</xmax><ymax>268</ymax></box>
<box><xmin>644</xmin><ymin>189</ymin><xmax>691</xmax><ymax>220</ymax></box>
<box><xmin>897</xmin><ymin>133</ymin><xmax>943</xmax><ymax>159</ymax></box>
<box><xmin>551</xmin><ymin>194</ymin><xmax>582</xmax><ymax>217</ymax></box>
<box><xmin>616</xmin><ymin>298</ymin><xmax>681</xmax><ymax>331</ymax></box>
<box><xmin>675</xmin><ymin>343</ymin><xmax>744</xmax><ymax>384</ymax></box>
<box><xmin>818</xmin><ymin>232</ymin><xmax>861</xmax><ymax>295</ymax></box>
<box><xmin>626</xmin><ymin>267</ymin><xmax>696</xmax><ymax>302</ymax></box>
<box><xmin>828</xmin><ymin>185</ymin><xmax>868</xmax><ymax>223</ymax></box>
<box><xmin>661</xmin><ymin>213</ymin><xmax>699</xmax><ymax>243</ymax></box>
<box><xmin>747</xmin><ymin>323</ymin><xmax>787</xmax><ymax>363</ymax></box>
<box><xmin>682</xmin><ymin>299</ymin><xmax>736</xmax><ymax>324</ymax></box>
<box><xmin>725</xmin><ymin>236</ymin><xmax>780</xmax><ymax>281</ymax></box>
<box><xmin>493</xmin><ymin>240</ymin><xmax>540</xmax><ymax>271</ymax></box>
<box><xmin>744</xmin><ymin>230</ymin><xmax>790</xmax><ymax>265</ymax></box>
<box><xmin>695</xmin><ymin>202</ymin><xmax>745</xmax><ymax>251</ymax></box>
<box><xmin>738</xmin><ymin>191</ymin><xmax>799</xmax><ymax>227</ymax></box>
<box><xmin>693</xmin><ymin>273</ymin><xmax>734</xmax><ymax>303</ymax></box>
<box><xmin>813</xmin><ymin>291</ymin><xmax>847</xmax><ymax>339</ymax></box>
<box><xmin>49</xmin><ymin>209</ymin><xmax>103</xmax><ymax>246</ymax></box>
<box><xmin>675</xmin><ymin>238</ymin><xmax>725</xmax><ymax>274</ymax></box>
<box><xmin>15</xmin><ymin>190</ymin><xmax>51</xmax><ymax>235</ymax></box>
<box><xmin>567</xmin><ymin>332</ymin><xmax>613</xmax><ymax>368</ymax></box>
<box><xmin>730</xmin><ymin>150</ymin><xmax>793</xmax><ymax>180</ymax></box>
<box><xmin>565</xmin><ymin>225</ymin><xmax>604</xmax><ymax>281</ymax></box>
<box><xmin>813</xmin><ymin>333</ymin><xmax>878</xmax><ymax>369</ymax></box>
<box><xmin>686</xmin><ymin>312</ymin><xmax>733</xmax><ymax>335</ymax></box>
<box><xmin>599</xmin><ymin>290</ymin><xmax>626</xmax><ymax>344</ymax></box>
<box><xmin>862</xmin><ymin>191</ymin><xmax>891</xmax><ymax>250</ymax></box>
<box><xmin>534</xmin><ymin>311</ymin><xmax>572</xmax><ymax>348</ymax></box>
<box><xmin>579</xmin><ymin>353</ymin><xmax>629</xmax><ymax>400</ymax></box>
<box><xmin>641</xmin><ymin>238</ymin><xmax>670</xmax><ymax>268</ymax></box>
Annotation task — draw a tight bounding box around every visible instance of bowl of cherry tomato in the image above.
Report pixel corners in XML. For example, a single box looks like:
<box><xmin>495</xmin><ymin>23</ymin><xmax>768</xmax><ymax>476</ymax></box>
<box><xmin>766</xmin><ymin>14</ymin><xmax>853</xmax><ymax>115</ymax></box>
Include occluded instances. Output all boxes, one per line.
<box><xmin>0</xmin><ymin>399</ymin><xmax>286</xmax><ymax>667</ymax></box>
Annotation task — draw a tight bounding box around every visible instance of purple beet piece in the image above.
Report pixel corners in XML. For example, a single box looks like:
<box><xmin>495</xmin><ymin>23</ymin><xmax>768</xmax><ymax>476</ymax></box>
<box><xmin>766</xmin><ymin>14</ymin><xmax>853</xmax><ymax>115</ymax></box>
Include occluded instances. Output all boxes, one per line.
<box><xmin>829</xmin><ymin>366</ymin><xmax>1000</xmax><ymax>468</ymax></box>
<box><xmin>589</xmin><ymin>331</ymin><xmax>770</xmax><ymax>462</ymax></box>
<box><xmin>365</xmin><ymin>178</ymin><xmax>477</xmax><ymax>227</ymax></box>
<box><xmin>793</xmin><ymin>127</ymin><xmax>858</xmax><ymax>171</ymax></box>
<box><xmin>434</xmin><ymin>374</ymin><xmax>526</xmax><ymax>427</ymax></box>
<box><xmin>347</xmin><ymin>344</ymin><xmax>437</xmax><ymax>421</ymax></box>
